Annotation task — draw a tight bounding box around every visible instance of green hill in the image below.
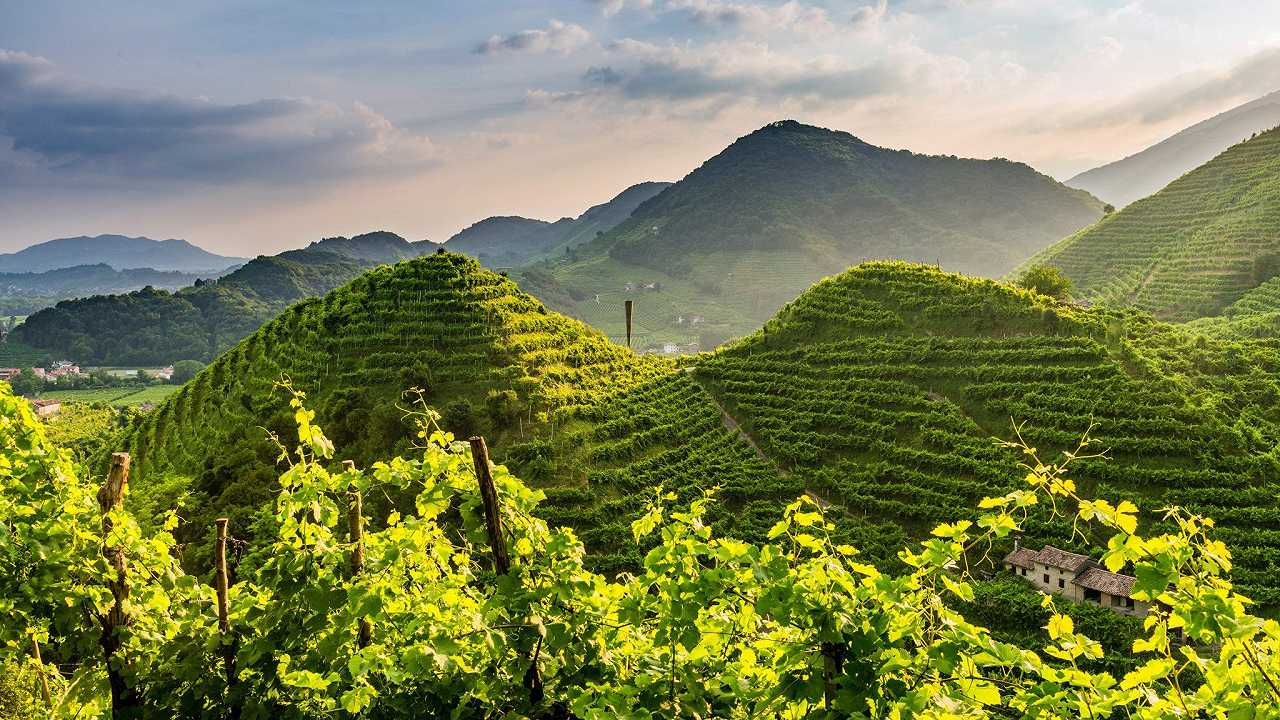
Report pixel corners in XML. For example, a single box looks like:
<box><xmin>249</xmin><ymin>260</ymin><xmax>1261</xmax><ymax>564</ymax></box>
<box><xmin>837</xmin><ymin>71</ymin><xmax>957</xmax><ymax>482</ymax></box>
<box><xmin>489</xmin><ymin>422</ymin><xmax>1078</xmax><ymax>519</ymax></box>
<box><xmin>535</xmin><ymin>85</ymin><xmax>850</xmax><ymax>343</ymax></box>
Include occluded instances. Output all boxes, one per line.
<box><xmin>1067</xmin><ymin>90</ymin><xmax>1280</xmax><ymax>207</ymax></box>
<box><xmin>442</xmin><ymin>181</ymin><xmax>671</xmax><ymax>267</ymax></box>
<box><xmin>1023</xmin><ymin>126</ymin><xmax>1280</xmax><ymax>322</ymax></box>
<box><xmin>14</xmin><ymin>232</ymin><xmax>427</xmax><ymax>365</ymax></box>
<box><xmin>119</xmin><ymin>255</ymin><xmax>1280</xmax><ymax>606</ymax></box>
<box><xmin>522</xmin><ymin>120</ymin><xmax>1104</xmax><ymax>349</ymax></box>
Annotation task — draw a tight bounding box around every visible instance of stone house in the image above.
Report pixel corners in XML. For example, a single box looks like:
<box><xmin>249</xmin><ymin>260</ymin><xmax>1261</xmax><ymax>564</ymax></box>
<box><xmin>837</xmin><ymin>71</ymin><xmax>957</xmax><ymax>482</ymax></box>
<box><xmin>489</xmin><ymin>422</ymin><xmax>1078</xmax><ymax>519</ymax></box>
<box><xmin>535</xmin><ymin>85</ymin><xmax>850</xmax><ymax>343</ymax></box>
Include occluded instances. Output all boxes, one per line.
<box><xmin>1003</xmin><ymin>543</ymin><xmax>1150</xmax><ymax>617</ymax></box>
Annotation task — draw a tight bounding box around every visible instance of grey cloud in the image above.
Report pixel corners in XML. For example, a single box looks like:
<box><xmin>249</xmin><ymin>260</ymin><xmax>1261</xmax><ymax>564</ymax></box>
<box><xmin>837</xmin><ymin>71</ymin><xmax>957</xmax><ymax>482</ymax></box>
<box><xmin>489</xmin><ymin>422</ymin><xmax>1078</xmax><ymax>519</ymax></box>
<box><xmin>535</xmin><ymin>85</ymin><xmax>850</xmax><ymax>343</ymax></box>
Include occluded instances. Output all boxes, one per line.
<box><xmin>0</xmin><ymin>49</ymin><xmax>435</xmax><ymax>184</ymax></box>
<box><xmin>475</xmin><ymin>20</ymin><xmax>591</xmax><ymax>55</ymax></box>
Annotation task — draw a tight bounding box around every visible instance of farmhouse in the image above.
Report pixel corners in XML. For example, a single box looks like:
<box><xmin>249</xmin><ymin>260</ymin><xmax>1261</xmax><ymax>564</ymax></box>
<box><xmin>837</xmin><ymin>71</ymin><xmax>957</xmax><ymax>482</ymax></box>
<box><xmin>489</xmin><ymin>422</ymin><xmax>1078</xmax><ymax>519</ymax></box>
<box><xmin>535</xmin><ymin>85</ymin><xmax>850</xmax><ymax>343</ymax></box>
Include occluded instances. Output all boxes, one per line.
<box><xmin>1003</xmin><ymin>543</ymin><xmax>1149</xmax><ymax>617</ymax></box>
<box><xmin>30</xmin><ymin>398</ymin><xmax>62</xmax><ymax>418</ymax></box>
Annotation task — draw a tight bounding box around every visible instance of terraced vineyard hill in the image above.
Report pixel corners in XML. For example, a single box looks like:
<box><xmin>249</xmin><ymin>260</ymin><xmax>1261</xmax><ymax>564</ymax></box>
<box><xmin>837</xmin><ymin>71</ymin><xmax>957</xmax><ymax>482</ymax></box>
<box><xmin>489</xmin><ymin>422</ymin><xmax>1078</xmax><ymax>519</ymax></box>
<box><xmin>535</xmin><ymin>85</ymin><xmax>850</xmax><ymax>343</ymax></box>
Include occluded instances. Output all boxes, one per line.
<box><xmin>523</xmin><ymin>120</ymin><xmax>1103</xmax><ymax>348</ymax></box>
<box><xmin>15</xmin><ymin>232</ymin><xmax>428</xmax><ymax>365</ymax></box>
<box><xmin>1024</xmin><ymin>126</ymin><xmax>1280</xmax><ymax>322</ymax></box>
<box><xmin>124</xmin><ymin>256</ymin><xmax>1280</xmax><ymax>606</ymax></box>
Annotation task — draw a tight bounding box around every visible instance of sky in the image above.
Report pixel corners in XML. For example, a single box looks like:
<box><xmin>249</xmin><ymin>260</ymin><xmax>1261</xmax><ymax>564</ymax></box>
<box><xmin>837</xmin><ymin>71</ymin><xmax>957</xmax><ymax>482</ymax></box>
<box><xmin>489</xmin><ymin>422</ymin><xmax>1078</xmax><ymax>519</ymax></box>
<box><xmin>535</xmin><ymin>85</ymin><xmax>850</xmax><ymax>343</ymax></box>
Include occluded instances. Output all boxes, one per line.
<box><xmin>2</xmin><ymin>0</ymin><xmax>1280</xmax><ymax>256</ymax></box>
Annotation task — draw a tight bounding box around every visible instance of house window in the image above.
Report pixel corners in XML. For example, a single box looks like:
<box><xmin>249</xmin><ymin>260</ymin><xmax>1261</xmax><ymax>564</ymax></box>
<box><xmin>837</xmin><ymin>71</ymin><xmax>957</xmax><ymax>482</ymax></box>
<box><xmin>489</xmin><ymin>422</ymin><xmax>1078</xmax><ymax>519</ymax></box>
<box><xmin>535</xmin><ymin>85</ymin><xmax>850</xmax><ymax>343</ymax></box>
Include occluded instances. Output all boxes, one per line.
<box><xmin>1111</xmin><ymin>595</ymin><xmax>1124</xmax><ymax>607</ymax></box>
<box><xmin>1125</xmin><ymin>598</ymin><xmax>1135</xmax><ymax>610</ymax></box>
<box><xmin>1083</xmin><ymin>588</ymin><xmax>1101</xmax><ymax>603</ymax></box>
<box><xmin>1020</xmin><ymin>568</ymin><xmax>1027</xmax><ymax>576</ymax></box>
<box><xmin>1058</xmin><ymin>579</ymin><xmax>1065</xmax><ymax>589</ymax></box>
<box><xmin>1043</xmin><ymin>574</ymin><xmax>1050</xmax><ymax>584</ymax></box>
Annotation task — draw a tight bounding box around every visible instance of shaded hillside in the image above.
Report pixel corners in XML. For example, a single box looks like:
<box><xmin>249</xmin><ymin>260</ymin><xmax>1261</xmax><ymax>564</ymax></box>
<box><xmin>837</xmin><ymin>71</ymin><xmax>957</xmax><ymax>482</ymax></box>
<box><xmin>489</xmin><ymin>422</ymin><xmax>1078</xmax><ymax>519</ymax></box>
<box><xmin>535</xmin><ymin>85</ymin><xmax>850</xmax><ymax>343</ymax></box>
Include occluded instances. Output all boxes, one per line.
<box><xmin>525</xmin><ymin>121</ymin><xmax>1103</xmax><ymax>348</ymax></box>
<box><xmin>1024</xmin><ymin>127</ymin><xmax>1280</xmax><ymax>322</ymax></box>
<box><xmin>14</xmin><ymin>232</ymin><xmax>425</xmax><ymax>364</ymax></box>
<box><xmin>1068</xmin><ymin>90</ymin><xmax>1280</xmax><ymax>207</ymax></box>
<box><xmin>443</xmin><ymin>181</ymin><xmax>671</xmax><ymax>266</ymax></box>
<box><xmin>0</xmin><ymin>234</ymin><xmax>245</xmax><ymax>273</ymax></box>
<box><xmin>0</xmin><ymin>264</ymin><xmax>226</xmax><ymax>315</ymax></box>
<box><xmin>121</xmin><ymin>257</ymin><xmax>1280</xmax><ymax>606</ymax></box>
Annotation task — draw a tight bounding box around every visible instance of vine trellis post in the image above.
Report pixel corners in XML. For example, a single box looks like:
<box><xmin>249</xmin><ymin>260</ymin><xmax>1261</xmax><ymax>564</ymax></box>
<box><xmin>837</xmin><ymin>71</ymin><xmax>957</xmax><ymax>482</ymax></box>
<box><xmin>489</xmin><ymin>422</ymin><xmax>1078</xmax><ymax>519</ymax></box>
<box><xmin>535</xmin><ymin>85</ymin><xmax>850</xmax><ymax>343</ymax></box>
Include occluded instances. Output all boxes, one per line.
<box><xmin>344</xmin><ymin>460</ymin><xmax>373</xmax><ymax>648</ymax></box>
<box><xmin>215</xmin><ymin>518</ymin><xmax>242</xmax><ymax>718</ymax></box>
<box><xmin>468</xmin><ymin>437</ymin><xmax>510</xmax><ymax>576</ymax></box>
<box><xmin>98</xmin><ymin>452</ymin><xmax>141</xmax><ymax>716</ymax></box>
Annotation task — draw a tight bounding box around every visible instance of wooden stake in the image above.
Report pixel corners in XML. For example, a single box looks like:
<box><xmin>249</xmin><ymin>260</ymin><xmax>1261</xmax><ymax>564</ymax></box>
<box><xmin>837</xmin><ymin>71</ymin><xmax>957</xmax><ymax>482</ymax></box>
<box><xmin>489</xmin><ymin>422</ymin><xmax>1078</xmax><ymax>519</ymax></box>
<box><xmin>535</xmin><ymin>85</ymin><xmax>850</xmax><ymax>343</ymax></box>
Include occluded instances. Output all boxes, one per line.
<box><xmin>468</xmin><ymin>437</ymin><xmax>510</xmax><ymax>576</ymax></box>
<box><xmin>345</xmin><ymin>460</ymin><xmax>373</xmax><ymax>649</ymax></box>
<box><xmin>98</xmin><ymin>452</ymin><xmax>140</xmax><ymax>716</ymax></box>
<box><xmin>215</xmin><ymin>518</ymin><xmax>240</xmax><ymax>716</ymax></box>
<box><xmin>29</xmin><ymin>635</ymin><xmax>51</xmax><ymax>709</ymax></box>
<box><xmin>625</xmin><ymin>299</ymin><xmax>634</xmax><ymax>349</ymax></box>
<box><xmin>821</xmin><ymin>641</ymin><xmax>842</xmax><ymax>711</ymax></box>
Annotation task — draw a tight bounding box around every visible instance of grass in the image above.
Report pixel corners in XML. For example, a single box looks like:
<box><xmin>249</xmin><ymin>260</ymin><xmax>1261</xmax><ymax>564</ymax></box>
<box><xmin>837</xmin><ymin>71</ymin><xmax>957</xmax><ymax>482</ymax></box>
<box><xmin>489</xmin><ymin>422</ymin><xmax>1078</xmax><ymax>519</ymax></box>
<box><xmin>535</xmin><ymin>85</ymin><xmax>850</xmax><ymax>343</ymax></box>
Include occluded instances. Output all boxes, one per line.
<box><xmin>43</xmin><ymin>385</ymin><xmax>179</xmax><ymax>407</ymax></box>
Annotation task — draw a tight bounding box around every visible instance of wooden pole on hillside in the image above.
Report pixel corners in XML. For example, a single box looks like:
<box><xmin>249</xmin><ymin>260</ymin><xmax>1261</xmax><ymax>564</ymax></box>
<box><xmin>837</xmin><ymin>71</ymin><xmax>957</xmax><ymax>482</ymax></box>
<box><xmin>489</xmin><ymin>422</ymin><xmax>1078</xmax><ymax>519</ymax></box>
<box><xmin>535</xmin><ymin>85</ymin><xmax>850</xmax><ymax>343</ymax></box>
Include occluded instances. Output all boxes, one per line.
<box><xmin>468</xmin><ymin>437</ymin><xmax>510</xmax><ymax>576</ymax></box>
<box><xmin>344</xmin><ymin>460</ymin><xmax>373</xmax><ymax>649</ymax></box>
<box><xmin>98</xmin><ymin>452</ymin><xmax>141</xmax><ymax>716</ymax></box>
<box><xmin>215</xmin><ymin>518</ymin><xmax>241</xmax><ymax>718</ymax></box>
<box><xmin>29</xmin><ymin>635</ymin><xmax>51</xmax><ymax>709</ymax></box>
<box><xmin>625</xmin><ymin>300</ymin><xmax>634</xmax><ymax>349</ymax></box>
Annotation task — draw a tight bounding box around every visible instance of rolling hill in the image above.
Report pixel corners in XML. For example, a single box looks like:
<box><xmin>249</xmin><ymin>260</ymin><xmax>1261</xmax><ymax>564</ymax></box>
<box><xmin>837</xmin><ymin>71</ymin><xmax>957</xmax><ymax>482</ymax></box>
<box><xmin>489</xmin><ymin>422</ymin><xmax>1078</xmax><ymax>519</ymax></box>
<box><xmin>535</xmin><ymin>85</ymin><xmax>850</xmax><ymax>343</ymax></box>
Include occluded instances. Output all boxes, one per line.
<box><xmin>520</xmin><ymin>120</ymin><xmax>1105</xmax><ymax>348</ymax></box>
<box><xmin>14</xmin><ymin>232</ymin><xmax>428</xmax><ymax>365</ymax></box>
<box><xmin>0</xmin><ymin>234</ymin><xmax>246</xmax><ymax>273</ymax></box>
<box><xmin>442</xmin><ymin>181</ymin><xmax>671</xmax><ymax>266</ymax></box>
<box><xmin>1023</xmin><ymin>126</ymin><xmax>1280</xmax><ymax>322</ymax></box>
<box><xmin>118</xmin><ymin>254</ymin><xmax>1280</xmax><ymax>606</ymax></box>
<box><xmin>1067</xmin><ymin>90</ymin><xmax>1280</xmax><ymax>207</ymax></box>
<box><xmin>0</xmin><ymin>263</ymin><xmax>226</xmax><ymax>315</ymax></box>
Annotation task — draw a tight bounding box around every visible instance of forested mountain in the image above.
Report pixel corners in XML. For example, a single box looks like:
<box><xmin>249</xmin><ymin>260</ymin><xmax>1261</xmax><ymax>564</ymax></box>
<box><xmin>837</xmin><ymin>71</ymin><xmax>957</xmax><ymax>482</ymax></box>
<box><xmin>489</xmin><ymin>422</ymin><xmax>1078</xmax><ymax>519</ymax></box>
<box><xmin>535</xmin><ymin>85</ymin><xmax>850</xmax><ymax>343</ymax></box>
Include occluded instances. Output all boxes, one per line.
<box><xmin>0</xmin><ymin>264</ymin><xmax>225</xmax><ymax>315</ymax></box>
<box><xmin>1024</xmin><ymin>126</ymin><xmax>1280</xmax><ymax>322</ymax></box>
<box><xmin>118</xmin><ymin>254</ymin><xmax>1280</xmax><ymax>607</ymax></box>
<box><xmin>14</xmin><ymin>232</ymin><xmax>427</xmax><ymax>364</ymax></box>
<box><xmin>520</xmin><ymin>120</ymin><xmax>1104</xmax><ymax>347</ymax></box>
<box><xmin>442</xmin><ymin>181</ymin><xmax>670</xmax><ymax>266</ymax></box>
<box><xmin>1067</xmin><ymin>90</ymin><xmax>1280</xmax><ymax>207</ymax></box>
<box><xmin>0</xmin><ymin>234</ymin><xmax>246</xmax><ymax>273</ymax></box>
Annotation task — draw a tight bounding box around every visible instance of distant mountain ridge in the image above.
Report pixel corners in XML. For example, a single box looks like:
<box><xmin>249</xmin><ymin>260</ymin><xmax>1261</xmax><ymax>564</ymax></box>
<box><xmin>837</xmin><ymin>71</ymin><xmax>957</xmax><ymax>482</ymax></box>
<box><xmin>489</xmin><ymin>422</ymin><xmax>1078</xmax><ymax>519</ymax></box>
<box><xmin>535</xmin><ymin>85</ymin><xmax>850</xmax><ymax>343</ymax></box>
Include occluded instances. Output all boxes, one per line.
<box><xmin>14</xmin><ymin>231</ymin><xmax>429</xmax><ymax>364</ymax></box>
<box><xmin>0</xmin><ymin>264</ymin><xmax>226</xmax><ymax>315</ymax></box>
<box><xmin>1066</xmin><ymin>90</ymin><xmax>1280</xmax><ymax>207</ymax></box>
<box><xmin>525</xmin><ymin>120</ymin><xmax>1104</xmax><ymax>347</ymax></box>
<box><xmin>0</xmin><ymin>234</ymin><xmax>247</xmax><ymax>273</ymax></box>
<box><xmin>1022</xmin><ymin>126</ymin><xmax>1280</xmax><ymax>322</ymax></box>
<box><xmin>443</xmin><ymin>182</ymin><xmax>671</xmax><ymax>266</ymax></box>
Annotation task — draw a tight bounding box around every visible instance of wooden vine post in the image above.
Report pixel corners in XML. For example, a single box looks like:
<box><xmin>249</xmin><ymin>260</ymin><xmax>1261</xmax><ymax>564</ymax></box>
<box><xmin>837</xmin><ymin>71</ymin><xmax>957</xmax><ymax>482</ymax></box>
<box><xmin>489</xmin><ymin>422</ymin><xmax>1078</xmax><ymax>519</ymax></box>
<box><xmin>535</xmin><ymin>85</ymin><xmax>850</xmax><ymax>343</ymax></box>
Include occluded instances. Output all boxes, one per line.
<box><xmin>821</xmin><ymin>641</ymin><xmax>843</xmax><ymax>711</ymax></box>
<box><xmin>98</xmin><ymin>452</ymin><xmax>141</xmax><ymax>715</ymax></box>
<box><xmin>468</xmin><ymin>437</ymin><xmax>510</xmax><ymax>576</ymax></box>
<box><xmin>345</xmin><ymin>460</ymin><xmax>373</xmax><ymax>649</ymax></box>
<box><xmin>215</xmin><ymin>518</ymin><xmax>241</xmax><ymax>718</ymax></box>
<box><xmin>624</xmin><ymin>299</ymin><xmax>634</xmax><ymax>349</ymax></box>
<box><xmin>29</xmin><ymin>634</ymin><xmax>52</xmax><ymax>709</ymax></box>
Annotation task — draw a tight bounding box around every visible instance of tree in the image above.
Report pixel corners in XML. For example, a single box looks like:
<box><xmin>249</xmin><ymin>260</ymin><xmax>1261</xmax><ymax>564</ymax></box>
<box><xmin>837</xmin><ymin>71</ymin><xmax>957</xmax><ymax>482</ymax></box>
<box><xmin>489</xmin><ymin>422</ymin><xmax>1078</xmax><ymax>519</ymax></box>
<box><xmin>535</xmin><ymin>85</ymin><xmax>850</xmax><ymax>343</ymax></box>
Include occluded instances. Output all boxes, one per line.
<box><xmin>7</xmin><ymin>368</ymin><xmax>43</xmax><ymax>396</ymax></box>
<box><xmin>1016</xmin><ymin>265</ymin><xmax>1073</xmax><ymax>301</ymax></box>
<box><xmin>1103</xmin><ymin>203</ymin><xmax>1115</xmax><ymax>215</ymax></box>
<box><xmin>441</xmin><ymin>398</ymin><xmax>478</xmax><ymax>438</ymax></box>
<box><xmin>172</xmin><ymin>359</ymin><xmax>206</xmax><ymax>384</ymax></box>
<box><xmin>486</xmin><ymin>389</ymin><xmax>521</xmax><ymax>429</ymax></box>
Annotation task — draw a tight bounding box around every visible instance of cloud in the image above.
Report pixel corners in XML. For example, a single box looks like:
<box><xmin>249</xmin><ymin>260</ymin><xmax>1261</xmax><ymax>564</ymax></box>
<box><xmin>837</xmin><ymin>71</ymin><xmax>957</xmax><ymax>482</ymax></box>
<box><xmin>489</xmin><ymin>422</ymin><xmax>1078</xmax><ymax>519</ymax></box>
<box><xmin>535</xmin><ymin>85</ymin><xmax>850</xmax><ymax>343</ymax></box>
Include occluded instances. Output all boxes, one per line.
<box><xmin>1044</xmin><ymin>46</ymin><xmax>1280</xmax><ymax>133</ymax></box>
<box><xmin>851</xmin><ymin>0</ymin><xmax>889</xmax><ymax>32</ymax></box>
<box><xmin>580</xmin><ymin>39</ymin><xmax>913</xmax><ymax>105</ymax></box>
<box><xmin>475</xmin><ymin>20</ymin><xmax>592</xmax><ymax>55</ymax></box>
<box><xmin>0</xmin><ymin>49</ymin><xmax>435</xmax><ymax>184</ymax></box>
<box><xmin>587</xmin><ymin>0</ymin><xmax>654</xmax><ymax>16</ymax></box>
<box><xmin>664</xmin><ymin>0</ymin><xmax>834</xmax><ymax>35</ymax></box>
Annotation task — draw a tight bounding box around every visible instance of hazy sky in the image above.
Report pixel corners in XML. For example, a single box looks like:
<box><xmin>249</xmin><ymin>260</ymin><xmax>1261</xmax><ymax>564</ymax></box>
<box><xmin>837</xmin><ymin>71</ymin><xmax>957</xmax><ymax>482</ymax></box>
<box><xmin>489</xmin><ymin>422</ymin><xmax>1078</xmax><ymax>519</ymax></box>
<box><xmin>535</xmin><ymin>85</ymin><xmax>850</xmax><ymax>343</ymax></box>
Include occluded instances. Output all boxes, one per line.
<box><xmin>3</xmin><ymin>1</ymin><xmax>1280</xmax><ymax>255</ymax></box>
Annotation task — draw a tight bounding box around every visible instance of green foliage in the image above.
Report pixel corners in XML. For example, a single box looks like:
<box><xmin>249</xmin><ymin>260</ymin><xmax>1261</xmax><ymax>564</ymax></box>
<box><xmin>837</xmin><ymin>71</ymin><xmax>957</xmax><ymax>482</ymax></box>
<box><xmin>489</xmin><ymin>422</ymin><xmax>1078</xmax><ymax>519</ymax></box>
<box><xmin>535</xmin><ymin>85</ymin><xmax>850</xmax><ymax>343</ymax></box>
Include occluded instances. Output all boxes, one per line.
<box><xmin>529</xmin><ymin>120</ymin><xmax>1101</xmax><ymax>345</ymax></box>
<box><xmin>6</xmin><ymin>380</ymin><xmax>1280</xmax><ymax>718</ymax></box>
<box><xmin>15</xmin><ymin>234</ymin><xmax>426</xmax><ymax>366</ymax></box>
<box><xmin>1026</xmin><ymin>126</ymin><xmax>1280</xmax><ymax>321</ymax></box>
<box><xmin>7</xmin><ymin>368</ymin><xmax>42</xmax><ymax>395</ymax></box>
<box><xmin>171</xmin><ymin>359</ymin><xmax>205</xmax><ymax>384</ymax></box>
<box><xmin>441</xmin><ymin>398</ymin><xmax>478</xmax><ymax>438</ymax></box>
<box><xmin>485</xmin><ymin>388</ymin><xmax>521</xmax><ymax>429</ymax></box>
<box><xmin>1015</xmin><ymin>265</ymin><xmax>1073</xmax><ymax>301</ymax></box>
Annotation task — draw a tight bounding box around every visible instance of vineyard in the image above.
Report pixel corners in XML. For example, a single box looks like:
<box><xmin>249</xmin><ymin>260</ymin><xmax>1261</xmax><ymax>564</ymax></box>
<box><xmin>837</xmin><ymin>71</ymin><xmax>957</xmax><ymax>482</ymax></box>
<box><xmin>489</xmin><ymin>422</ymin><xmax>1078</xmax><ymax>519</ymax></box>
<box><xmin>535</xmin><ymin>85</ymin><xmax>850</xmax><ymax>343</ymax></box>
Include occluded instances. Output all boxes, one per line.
<box><xmin>1022</xmin><ymin>125</ymin><xmax>1280</xmax><ymax>322</ymax></box>
<box><xmin>108</xmin><ymin>255</ymin><xmax>1280</xmax><ymax>612</ymax></box>
<box><xmin>4</xmin><ymin>372</ymin><xmax>1280</xmax><ymax>718</ymax></box>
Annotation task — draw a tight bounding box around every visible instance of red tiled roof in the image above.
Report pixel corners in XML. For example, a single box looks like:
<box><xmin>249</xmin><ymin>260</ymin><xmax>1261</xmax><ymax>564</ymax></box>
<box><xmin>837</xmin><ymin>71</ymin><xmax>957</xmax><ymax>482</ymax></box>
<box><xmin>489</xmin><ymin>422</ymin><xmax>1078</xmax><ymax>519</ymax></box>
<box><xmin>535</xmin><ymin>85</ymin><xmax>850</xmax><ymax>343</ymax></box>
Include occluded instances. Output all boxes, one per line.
<box><xmin>1033</xmin><ymin>545</ymin><xmax>1093</xmax><ymax>572</ymax></box>
<box><xmin>1075</xmin><ymin>566</ymin><xmax>1136</xmax><ymax>597</ymax></box>
<box><xmin>1003</xmin><ymin>547</ymin><xmax>1037</xmax><ymax>570</ymax></box>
